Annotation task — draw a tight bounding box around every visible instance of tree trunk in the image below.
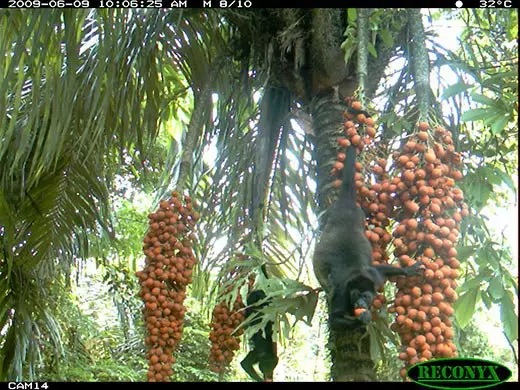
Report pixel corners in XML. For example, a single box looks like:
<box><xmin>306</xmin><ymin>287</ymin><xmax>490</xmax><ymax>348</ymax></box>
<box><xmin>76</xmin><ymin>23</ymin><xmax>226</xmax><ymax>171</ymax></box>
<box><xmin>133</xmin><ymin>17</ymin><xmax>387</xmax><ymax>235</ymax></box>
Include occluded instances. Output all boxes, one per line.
<box><xmin>330</xmin><ymin>328</ymin><xmax>374</xmax><ymax>381</ymax></box>
<box><xmin>310</xmin><ymin>91</ymin><xmax>376</xmax><ymax>381</ymax></box>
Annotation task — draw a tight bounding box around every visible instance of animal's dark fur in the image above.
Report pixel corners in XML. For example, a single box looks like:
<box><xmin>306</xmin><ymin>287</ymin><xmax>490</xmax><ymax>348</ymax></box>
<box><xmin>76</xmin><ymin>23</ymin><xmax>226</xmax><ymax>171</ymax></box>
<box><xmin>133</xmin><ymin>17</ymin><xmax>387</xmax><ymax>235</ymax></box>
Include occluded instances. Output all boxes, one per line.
<box><xmin>240</xmin><ymin>290</ymin><xmax>278</xmax><ymax>381</ymax></box>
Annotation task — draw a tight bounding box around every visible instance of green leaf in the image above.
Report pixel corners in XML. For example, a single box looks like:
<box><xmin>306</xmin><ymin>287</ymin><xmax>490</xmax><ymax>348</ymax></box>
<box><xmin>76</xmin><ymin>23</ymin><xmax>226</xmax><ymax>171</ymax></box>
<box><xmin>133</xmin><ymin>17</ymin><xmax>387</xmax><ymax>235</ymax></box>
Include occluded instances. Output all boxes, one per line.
<box><xmin>500</xmin><ymin>293</ymin><xmax>518</xmax><ymax>341</ymax></box>
<box><xmin>442</xmin><ymin>82</ymin><xmax>472</xmax><ymax>100</ymax></box>
<box><xmin>239</xmin><ymin>282</ymin><xmax>249</xmax><ymax>307</ymax></box>
<box><xmin>342</xmin><ymin>43</ymin><xmax>356</xmax><ymax>65</ymax></box>
<box><xmin>483</xmin><ymin>113</ymin><xmax>502</xmax><ymax>126</ymax></box>
<box><xmin>490</xmin><ymin>115</ymin><xmax>508</xmax><ymax>135</ymax></box>
<box><xmin>486</xmin><ymin>166</ymin><xmax>502</xmax><ymax>186</ymax></box>
<box><xmin>471</xmin><ymin>92</ymin><xmax>497</xmax><ymax>106</ymax></box>
<box><xmin>456</xmin><ymin>245</ymin><xmax>477</xmax><ymax>261</ymax></box>
<box><xmin>374</xmin><ymin>314</ymin><xmax>399</xmax><ymax>346</ymax></box>
<box><xmin>347</xmin><ymin>8</ymin><xmax>357</xmax><ymax>23</ymax></box>
<box><xmin>481</xmin><ymin>291</ymin><xmax>492</xmax><ymax>309</ymax></box>
<box><xmin>487</xmin><ymin>276</ymin><xmax>505</xmax><ymax>301</ymax></box>
<box><xmin>459</xmin><ymin>277</ymin><xmax>482</xmax><ymax>292</ymax></box>
<box><xmin>482</xmin><ymin>247</ymin><xmax>500</xmax><ymax>270</ymax></box>
<box><xmin>482</xmin><ymin>70</ymin><xmax>518</xmax><ymax>86</ymax></box>
<box><xmin>494</xmin><ymin>168</ymin><xmax>517</xmax><ymax>195</ymax></box>
<box><xmin>379</xmin><ymin>29</ymin><xmax>394</xmax><ymax>47</ymax></box>
<box><xmin>453</xmin><ymin>289</ymin><xmax>479</xmax><ymax>329</ymax></box>
<box><xmin>368</xmin><ymin>325</ymin><xmax>382</xmax><ymax>361</ymax></box>
<box><xmin>461</xmin><ymin>108</ymin><xmax>494</xmax><ymax>122</ymax></box>
<box><xmin>367</xmin><ymin>42</ymin><xmax>378</xmax><ymax>58</ymax></box>
<box><xmin>290</xmin><ymin>290</ymin><xmax>319</xmax><ymax>326</ymax></box>
<box><xmin>468</xmin><ymin>178</ymin><xmax>491</xmax><ymax>208</ymax></box>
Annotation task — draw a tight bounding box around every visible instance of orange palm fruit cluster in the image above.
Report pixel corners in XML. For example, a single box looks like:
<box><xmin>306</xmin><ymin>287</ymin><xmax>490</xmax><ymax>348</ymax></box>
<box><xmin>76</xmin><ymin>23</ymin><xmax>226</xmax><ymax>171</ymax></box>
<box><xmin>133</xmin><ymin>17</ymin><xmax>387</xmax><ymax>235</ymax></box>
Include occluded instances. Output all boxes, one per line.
<box><xmin>208</xmin><ymin>275</ymin><xmax>255</xmax><ymax>374</ymax></box>
<box><xmin>334</xmin><ymin>98</ymin><xmax>376</xmax><ymax>166</ymax></box>
<box><xmin>385</xmin><ymin>123</ymin><xmax>466</xmax><ymax>378</ymax></box>
<box><xmin>136</xmin><ymin>191</ymin><xmax>199</xmax><ymax>382</ymax></box>
<box><xmin>208</xmin><ymin>297</ymin><xmax>247</xmax><ymax>373</ymax></box>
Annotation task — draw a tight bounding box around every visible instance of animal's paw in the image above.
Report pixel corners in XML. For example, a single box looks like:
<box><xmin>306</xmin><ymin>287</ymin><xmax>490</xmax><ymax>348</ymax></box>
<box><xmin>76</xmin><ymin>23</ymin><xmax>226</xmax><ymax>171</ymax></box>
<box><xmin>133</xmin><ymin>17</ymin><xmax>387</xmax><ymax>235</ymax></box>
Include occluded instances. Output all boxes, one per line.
<box><xmin>405</xmin><ymin>261</ymin><xmax>425</xmax><ymax>276</ymax></box>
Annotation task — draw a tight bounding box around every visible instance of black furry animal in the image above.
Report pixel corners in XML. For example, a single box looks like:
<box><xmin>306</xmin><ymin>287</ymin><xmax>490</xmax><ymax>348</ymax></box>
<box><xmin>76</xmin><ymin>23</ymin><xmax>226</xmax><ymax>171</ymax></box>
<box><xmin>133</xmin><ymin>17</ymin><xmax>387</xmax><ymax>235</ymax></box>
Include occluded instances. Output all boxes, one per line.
<box><xmin>240</xmin><ymin>289</ymin><xmax>278</xmax><ymax>382</ymax></box>
<box><xmin>313</xmin><ymin>145</ymin><xmax>423</xmax><ymax>329</ymax></box>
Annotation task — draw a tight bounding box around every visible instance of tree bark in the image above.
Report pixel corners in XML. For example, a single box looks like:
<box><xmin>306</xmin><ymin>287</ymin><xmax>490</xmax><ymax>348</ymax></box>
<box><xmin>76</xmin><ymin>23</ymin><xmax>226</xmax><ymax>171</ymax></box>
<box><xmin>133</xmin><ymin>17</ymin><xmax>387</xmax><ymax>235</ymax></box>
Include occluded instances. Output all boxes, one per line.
<box><xmin>310</xmin><ymin>92</ymin><xmax>348</xmax><ymax>211</ymax></box>
<box><xmin>330</xmin><ymin>327</ymin><xmax>374</xmax><ymax>381</ymax></box>
<box><xmin>408</xmin><ymin>9</ymin><xmax>430</xmax><ymax>120</ymax></box>
<box><xmin>357</xmin><ymin>8</ymin><xmax>370</xmax><ymax>99</ymax></box>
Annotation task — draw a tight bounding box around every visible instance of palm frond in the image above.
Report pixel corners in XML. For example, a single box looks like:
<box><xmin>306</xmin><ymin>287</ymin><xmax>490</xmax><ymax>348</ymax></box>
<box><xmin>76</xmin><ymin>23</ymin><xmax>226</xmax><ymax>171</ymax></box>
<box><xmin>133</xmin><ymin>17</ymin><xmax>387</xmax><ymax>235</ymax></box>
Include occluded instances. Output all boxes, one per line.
<box><xmin>0</xmin><ymin>9</ymin><xmax>195</xmax><ymax>379</ymax></box>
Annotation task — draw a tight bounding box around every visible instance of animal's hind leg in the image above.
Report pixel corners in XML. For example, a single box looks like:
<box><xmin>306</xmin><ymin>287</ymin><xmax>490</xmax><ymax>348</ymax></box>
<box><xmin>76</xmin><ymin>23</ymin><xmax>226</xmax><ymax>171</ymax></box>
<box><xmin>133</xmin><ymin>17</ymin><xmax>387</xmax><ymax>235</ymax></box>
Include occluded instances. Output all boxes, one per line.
<box><xmin>240</xmin><ymin>351</ymin><xmax>263</xmax><ymax>382</ymax></box>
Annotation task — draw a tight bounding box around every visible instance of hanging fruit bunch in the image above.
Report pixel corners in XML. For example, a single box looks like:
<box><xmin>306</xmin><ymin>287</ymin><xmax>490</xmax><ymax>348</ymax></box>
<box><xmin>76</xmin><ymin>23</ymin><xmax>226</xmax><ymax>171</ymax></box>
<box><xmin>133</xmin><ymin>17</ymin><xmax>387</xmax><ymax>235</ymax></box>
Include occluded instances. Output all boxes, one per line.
<box><xmin>136</xmin><ymin>191</ymin><xmax>199</xmax><ymax>382</ymax></box>
<box><xmin>208</xmin><ymin>292</ymin><xmax>246</xmax><ymax>374</ymax></box>
<box><xmin>333</xmin><ymin>97</ymin><xmax>390</xmax><ymax>315</ymax></box>
<box><xmin>385</xmin><ymin>123</ymin><xmax>467</xmax><ymax>379</ymax></box>
<box><xmin>208</xmin><ymin>267</ymin><xmax>254</xmax><ymax>374</ymax></box>
<box><xmin>333</xmin><ymin>97</ymin><xmax>375</xmax><ymax>163</ymax></box>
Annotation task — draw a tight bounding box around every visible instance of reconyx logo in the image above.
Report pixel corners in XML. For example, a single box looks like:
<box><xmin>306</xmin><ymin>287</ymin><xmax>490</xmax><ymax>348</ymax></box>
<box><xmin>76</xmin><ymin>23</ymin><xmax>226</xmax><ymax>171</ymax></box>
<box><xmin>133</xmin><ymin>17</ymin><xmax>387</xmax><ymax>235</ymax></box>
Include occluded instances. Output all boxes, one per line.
<box><xmin>407</xmin><ymin>358</ymin><xmax>512</xmax><ymax>389</ymax></box>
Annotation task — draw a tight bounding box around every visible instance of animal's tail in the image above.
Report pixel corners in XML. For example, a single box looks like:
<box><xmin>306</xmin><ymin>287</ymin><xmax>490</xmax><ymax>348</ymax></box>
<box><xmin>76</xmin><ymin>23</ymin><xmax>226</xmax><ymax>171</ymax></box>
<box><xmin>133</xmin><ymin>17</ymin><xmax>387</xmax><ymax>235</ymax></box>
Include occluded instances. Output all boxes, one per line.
<box><xmin>339</xmin><ymin>145</ymin><xmax>357</xmax><ymax>202</ymax></box>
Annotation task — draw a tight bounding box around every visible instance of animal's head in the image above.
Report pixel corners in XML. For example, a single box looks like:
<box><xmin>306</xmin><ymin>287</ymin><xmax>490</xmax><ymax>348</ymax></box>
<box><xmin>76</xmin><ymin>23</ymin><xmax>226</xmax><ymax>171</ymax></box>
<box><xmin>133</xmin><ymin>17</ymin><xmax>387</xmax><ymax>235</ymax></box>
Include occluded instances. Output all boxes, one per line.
<box><xmin>347</xmin><ymin>269</ymin><xmax>383</xmax><ymax>309</ymax></box>
<box><xmin>349</xmin><ymin>285</ymin><xmax>375</xmax><ymax>310</ymax></box>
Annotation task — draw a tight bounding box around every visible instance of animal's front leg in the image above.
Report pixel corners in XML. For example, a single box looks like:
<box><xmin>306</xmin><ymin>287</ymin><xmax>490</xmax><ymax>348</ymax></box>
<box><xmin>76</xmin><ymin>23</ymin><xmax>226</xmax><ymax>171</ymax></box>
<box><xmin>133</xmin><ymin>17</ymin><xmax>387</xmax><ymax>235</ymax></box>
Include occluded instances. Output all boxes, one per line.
<box><xmin>403</xmin><ymin>261</ymin><xmax>425</xmax><ymax>276</ymax></box>
<box><xmin>375</xmin><ymin>262</ymin><xmax>424</xmax><ymax>278</ymax></box>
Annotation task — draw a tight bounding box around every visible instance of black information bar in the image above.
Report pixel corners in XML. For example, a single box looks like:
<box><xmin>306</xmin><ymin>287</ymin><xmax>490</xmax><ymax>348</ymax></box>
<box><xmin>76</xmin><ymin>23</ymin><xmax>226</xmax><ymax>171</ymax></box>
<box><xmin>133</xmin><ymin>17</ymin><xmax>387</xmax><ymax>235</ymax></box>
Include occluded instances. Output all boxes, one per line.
<box><xmin>0</xmin><ymin>381</ymin><xmax>518</xmax><ymax>388</ymax></box>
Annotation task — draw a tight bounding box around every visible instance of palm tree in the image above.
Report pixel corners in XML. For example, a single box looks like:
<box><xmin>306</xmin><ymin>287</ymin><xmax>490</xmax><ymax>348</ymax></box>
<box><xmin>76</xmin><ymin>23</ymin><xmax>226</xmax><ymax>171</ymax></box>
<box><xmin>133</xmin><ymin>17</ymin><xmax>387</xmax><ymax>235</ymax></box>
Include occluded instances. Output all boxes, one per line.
<box><xmin>1</xmin><ymin>7</ymin><xmax>517</xmax><ymax>381</ymax></box>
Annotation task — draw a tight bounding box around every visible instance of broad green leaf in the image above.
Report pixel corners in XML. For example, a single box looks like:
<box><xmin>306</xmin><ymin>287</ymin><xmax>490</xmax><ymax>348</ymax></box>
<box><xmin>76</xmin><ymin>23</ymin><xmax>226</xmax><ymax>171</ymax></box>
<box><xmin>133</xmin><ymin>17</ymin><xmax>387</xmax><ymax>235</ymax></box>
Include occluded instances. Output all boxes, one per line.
<box><xmin>483</xmin><ymin>247</ymin><xmax>500</xmax><ymax>270</ymax></box>
<box><xmin>367</xmin><ymin>42</ymin><xmax>378</xmax><ymax>58</ymax></box>
<box><xmin>483</xmin><ymin>113</ymin><xmax>502</xmax><ymax>126</ymax></box>
<box><xmin>474</xmin><ymin>248</ymin><xmax>487</xmax><ymax>267</ymax></box>
<box><xmin>379</xmin><ymin>29</ymin><xmax>394</xmax><ymax>47</ymax></box>
<box><xmin>342</xmin><ymin>41</ymin><xmax>356</xmax><ymax>64</ymax></box>
<box><xmin>459</xmin><ymin>277</ymin><xmax>482</xmax><ymax>292</ymax></box>
<box><xmin>471</xmin><ymin>92</ymin><xmax>497</xmax><ymax>106</ymax></box>
<box><xmin>491</xmin><ymin>115</ymin><xmax>508</xmax><ymax>135</ymax></box>
<box><xmin>347</xmin><ymin>8</ymin><xmax>357</xmax><ymax>24</ymax></box>
<box><xmin>239</xmin><ymin>282</ymin><xmax>249</xmax><ymax>307</ymax></box>
<box><xmin>504</xmin><ymin>272</ymin><xmax>518</xmax><ymax>294</ymax></box>
<box><xmin>485</xmin><ymin>166</ymin><xmax>502</xmax><ymax>186</ymax></box>
<box><xmin>494</xmin><ymin>168</ymin><xmax>517</xmax><ymax>195</ymax></box>
<box><xmin>481</xmin><ymin>291</ymin><xmax>492</xmax><ymax>309</ymax></box>
<box><xmin>500</xmin><ymin>293</ymin><xmax>518</xmax><ymax>341</ymax></box>
<box><xmin>375</xmin><ymin>314</ymin><xmax>399</xmax><ymax>346</ymax></box>
<box><xmin>487</xmin><ymin>276</ymin><xmax>505</xmax><ymax>301</ymax></box>
<box><xmin>483</xmin><ymin>70</ymin><xmax>518</xmax><ymax>85</ymax></box>
<box><xmin>469</xmin><ymin>179</ymin><xmax>491</xmax><ymax>208</ymax></box>
<box><xmin>456</xmin><ymin>245</ymin><xmax>477</xmax><ymax>261</ymax></box>
<box><xmin>442</xmin><ymin>82</ymin><xmax>472</xmax><ymax>100</ymax></box>
<box><xmin>289</xmin><ymin>290</ymin><xmax>319</xmax><ymax>326</ymax></box>
<box><xmin>368</xmin><ymin>325</ymin><xmax>382</xmax><ymax>361</ymax></box>
<box><xmin>461</xmin><ymin>108</ymin><xmax>494</xmax><ymax>122</ymax></box>
<box><xmin>453</xmin><ymin>289</ymin><xmax>479</xmax><ymax>329</ymax></box>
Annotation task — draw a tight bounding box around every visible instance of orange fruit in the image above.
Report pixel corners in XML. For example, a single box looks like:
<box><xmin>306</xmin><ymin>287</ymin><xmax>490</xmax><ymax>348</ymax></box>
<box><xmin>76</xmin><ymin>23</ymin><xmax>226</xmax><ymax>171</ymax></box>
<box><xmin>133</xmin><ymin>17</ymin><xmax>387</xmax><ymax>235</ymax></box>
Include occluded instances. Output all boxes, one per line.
<box><xmin>337</xmin><ymin>137</ymin><xmax>350</xmax><ymax>148</ymax></box>
<box><xmin>351</xmin><ymin>101</ymin><xmax>362</xmax><ymax>110</ymax></box>
<box><xmin>417</xmin><ymin>130</ymin><xmax>429</xmax><ymax>141</ymax></box>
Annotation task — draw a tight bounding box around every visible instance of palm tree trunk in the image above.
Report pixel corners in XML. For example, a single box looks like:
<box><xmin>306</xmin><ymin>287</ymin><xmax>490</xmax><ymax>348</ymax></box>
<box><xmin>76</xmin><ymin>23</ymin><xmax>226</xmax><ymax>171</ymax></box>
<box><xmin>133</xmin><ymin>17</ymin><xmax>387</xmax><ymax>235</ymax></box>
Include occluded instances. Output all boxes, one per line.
<box><xmin>310</xmin><ymin>91</ymin><xmax>376</xmax><ymax>382</ymax></box>
<box><xmin>310</xmin><ymin>92</ymin><xmax>348</xmax><ymax>211</ymax></box>
<box><xmin>329</xmin><ymin>328</ymin><xmax>374</xmax><ymax>381</ymax></box>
